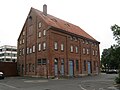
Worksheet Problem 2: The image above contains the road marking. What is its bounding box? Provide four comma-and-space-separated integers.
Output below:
79, 85, 87, 90
0, 83, 18, 89
24, 80, 48, 83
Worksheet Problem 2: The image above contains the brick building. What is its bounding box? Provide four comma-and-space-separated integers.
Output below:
17, 4, 100, 77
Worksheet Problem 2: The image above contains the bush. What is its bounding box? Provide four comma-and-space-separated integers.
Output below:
115, 64, 120, 84
115, 77, 120, 84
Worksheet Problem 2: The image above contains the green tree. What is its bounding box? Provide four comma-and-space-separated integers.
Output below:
111, 24, 120, 45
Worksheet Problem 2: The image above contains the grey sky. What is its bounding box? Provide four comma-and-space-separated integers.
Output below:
0, 0, 118, 55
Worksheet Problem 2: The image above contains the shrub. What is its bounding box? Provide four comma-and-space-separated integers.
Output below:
115, 77, 120, 84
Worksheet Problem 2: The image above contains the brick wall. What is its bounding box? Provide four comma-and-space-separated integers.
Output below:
0, 62, 18, 77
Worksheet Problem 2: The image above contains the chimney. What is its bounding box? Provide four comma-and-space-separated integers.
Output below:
43, 4, 47, 16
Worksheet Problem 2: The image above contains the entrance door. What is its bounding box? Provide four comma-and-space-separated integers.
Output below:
69, 60, 74, 76
88, 61, 91, 74
54, 58, 58, 76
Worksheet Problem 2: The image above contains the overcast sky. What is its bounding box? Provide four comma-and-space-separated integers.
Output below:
0, 0, 119, 56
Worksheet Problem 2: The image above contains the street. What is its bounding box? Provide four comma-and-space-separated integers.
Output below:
0, 73, 119, 90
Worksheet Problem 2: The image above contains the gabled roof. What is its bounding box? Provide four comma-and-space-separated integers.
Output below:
33, 8, 97, 41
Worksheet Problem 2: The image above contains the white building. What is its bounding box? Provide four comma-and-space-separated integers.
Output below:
0, 45, 17, 62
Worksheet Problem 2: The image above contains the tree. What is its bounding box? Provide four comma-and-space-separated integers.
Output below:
111, 24, 120, 45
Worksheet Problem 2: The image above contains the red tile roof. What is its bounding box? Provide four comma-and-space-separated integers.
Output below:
33, 8, 97, 41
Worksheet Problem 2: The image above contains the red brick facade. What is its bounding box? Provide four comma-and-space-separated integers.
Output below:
17, 5, 100, 77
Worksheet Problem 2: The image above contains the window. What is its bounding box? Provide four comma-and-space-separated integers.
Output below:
61, 59, 64, 65
23, 31, 25, 36
70, 45, 73, 52
84, 60, 86, 71
42, 59, 47, 65
20, 40, 22, 44
26, 64, 28, 72
32, 64, 35, 72
38, 31, 41, 38
87, 48, 89, 54
43, 42, 46, 50
23, 48, 24, 55
19, 49, 21, 56
96, 50, 98, 55
86, 40, 89, 44
38, 43, 41, 51
29, 25, 33, 35
29, 63, 31, 72
32, 45, 35, 52
43, 29, 46, 36
22, 39, 24, 44
83, 48, 85, 54
61, 43, 64, 51
27, 47, 29, 54
54, 42, 58, 50
76, 60, 79, 71
29, 48, 32, 53
93, 50, 95, 55
38, 22, 42, 28
75, 46, 78, 53
83, 40, 85, 43
38, 59, 42, 64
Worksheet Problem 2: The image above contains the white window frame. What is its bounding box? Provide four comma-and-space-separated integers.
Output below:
38, 43, 41, 51
43, 42, 46, 50
70, 45, 73, 52
93, 50, 95, 55
32, 45, 35, 52
38, 31, 41, 38
27, 47, 29, 54
29, 48, 32, 53
20, 40, 22, 44
23, 31, 25, 36
38, 22, 42, 28
23, 48, 24, 55
43, 29, 46, 36
75, 46, 78, 53
54, 42, 58, 50
87, 48, 89, 54
61, 43, 64, 51
96, 50, 98, 55
83, 48, 86, 54
22, 39, 24, 44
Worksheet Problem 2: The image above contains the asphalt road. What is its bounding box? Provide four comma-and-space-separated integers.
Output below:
0, 73, 119, 90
